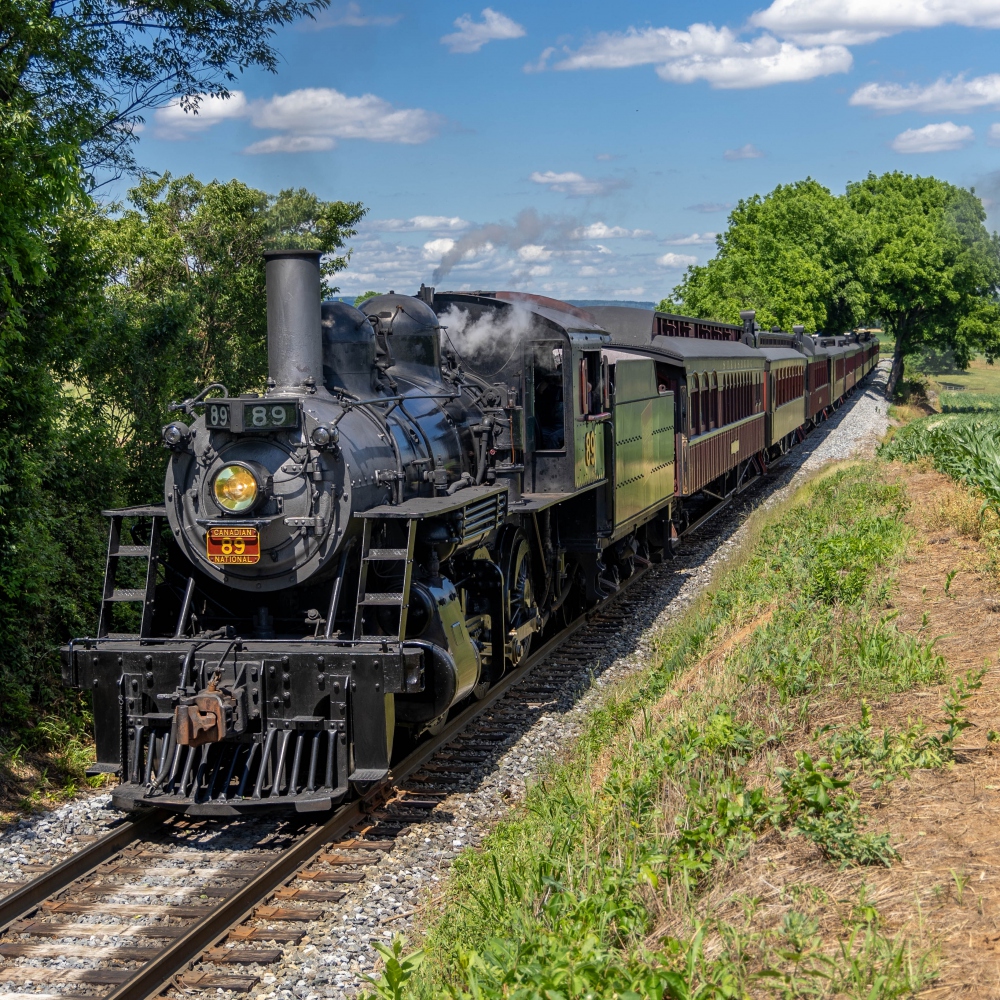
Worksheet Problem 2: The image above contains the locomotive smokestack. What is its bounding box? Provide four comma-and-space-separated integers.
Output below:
263, 249, 324, 393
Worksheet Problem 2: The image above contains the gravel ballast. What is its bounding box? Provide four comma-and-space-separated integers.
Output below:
1, 365, 891, 999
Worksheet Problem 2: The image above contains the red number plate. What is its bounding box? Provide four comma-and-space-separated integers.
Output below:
206, 526, 260, 565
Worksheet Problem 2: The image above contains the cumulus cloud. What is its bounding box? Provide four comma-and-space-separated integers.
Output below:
153, 92, 249, 138
529, 170, 629, 197
366, 216, 471, 232
248, 88, 439, 148
552, 22, 851, 89
657, 252, 699, 268
571, 222, 652, 239
304, 2, 402, 29
751, 0, 1000, 45
154, 87, 439, 151
422, 238, 458, 260
850, 74, 1000, 113
990, 124, 1000, 146
441, 7, 525, 53
664, 232, 717, 244
724, 143, 765, 160
891, 121, 974, 153
517, 244, 553, 261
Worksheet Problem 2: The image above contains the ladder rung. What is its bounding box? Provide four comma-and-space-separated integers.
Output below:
360, 592, 404, 606
365, 548, 409, 560
112, 545, 151, 557
108, 589, 148, 602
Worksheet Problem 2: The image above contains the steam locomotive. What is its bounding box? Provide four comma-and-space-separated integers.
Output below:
61, 250, 878, 815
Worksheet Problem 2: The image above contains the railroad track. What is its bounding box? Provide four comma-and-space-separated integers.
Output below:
0, 565, 657, 1000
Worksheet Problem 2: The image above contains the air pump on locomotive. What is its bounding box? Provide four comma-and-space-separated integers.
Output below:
61, 250, 878, 815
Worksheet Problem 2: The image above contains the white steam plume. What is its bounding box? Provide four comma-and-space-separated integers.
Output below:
438, 303, 535, 373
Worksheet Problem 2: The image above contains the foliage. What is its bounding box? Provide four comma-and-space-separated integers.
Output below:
669, 172, 1000, 398
364, 465, 942, 1000
354, 290, 382, 306
879, 413, 1000, 517
846, 172, 1000, 396
667, 179, 868, 334
86, 173, 364, 499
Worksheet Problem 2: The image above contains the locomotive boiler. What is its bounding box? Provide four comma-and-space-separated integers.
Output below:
62, 251, 878, 816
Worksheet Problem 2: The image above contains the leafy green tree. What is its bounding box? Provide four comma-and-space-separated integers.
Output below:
845, 172, 1000, 396
670, 179, 868, 334
86, 173, 365, 501
354, 290, 382, 306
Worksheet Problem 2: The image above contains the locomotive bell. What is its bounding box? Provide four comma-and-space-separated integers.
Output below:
264, 249, 327, 395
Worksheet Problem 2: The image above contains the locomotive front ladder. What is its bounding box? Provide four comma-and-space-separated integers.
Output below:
352, 518, 417, 642
97, 505, 167, 639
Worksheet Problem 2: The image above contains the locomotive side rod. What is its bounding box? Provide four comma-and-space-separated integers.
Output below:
97, 564, 654, 1000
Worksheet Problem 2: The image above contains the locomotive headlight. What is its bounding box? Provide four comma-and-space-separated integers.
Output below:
310, 424, 337, 448
213, 464, 259, 513
162, 421, 190, 448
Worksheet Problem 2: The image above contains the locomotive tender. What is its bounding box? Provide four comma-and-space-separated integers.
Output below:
62, 251, 879, 815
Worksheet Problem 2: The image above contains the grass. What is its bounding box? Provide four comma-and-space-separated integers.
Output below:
366, 464, 949, 1000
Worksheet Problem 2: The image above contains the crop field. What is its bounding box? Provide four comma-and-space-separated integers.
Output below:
366, 454, 1000, 999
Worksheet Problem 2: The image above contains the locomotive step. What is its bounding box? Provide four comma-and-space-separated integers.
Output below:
108, 588, 148, 602
359, 592, 405, 606
365, 548, 409, 560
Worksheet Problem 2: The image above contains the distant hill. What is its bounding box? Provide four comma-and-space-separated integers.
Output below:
567, 299, 655, 310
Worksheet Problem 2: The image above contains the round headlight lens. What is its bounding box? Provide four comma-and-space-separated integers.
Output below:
213, 465, 258, 513
311, 425, 332, 447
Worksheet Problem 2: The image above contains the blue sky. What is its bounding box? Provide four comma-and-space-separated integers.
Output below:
138, 0, 1000, 302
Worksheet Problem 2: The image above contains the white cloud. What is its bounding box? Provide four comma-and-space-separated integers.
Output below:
529, 170, 628, 197
657, 252, 698, 268
422, 238, 457, 259
154, 87, 439, 151
891, 121, 974, 153
571, 222, 652, 239
305, 2, 402, 29
517, 244, 553, 261
724, 143, 765, 160
850, 74, 1000, 113
524, 46, 555, 73
687, 202, 733, 214
752, 0, 1000, 45
553, 23, 851, 89
367, 216, 471, 232
613, 287, 646, 297
664, 232, 717, 245
153, 92, 249, 138
247, 88, 439, 149
243, 134, 336, 154
529, 265, 553, 277
441, 7, 525, 53
990, 124, 1000, 146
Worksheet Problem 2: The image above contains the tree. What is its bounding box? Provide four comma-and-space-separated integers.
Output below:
845, 172, 1000, 396
354, 290, 382, 306
670, 179, 868, 334
86, 174, 365, 500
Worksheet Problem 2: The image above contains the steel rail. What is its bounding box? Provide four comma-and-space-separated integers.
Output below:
0, 808, 166, 933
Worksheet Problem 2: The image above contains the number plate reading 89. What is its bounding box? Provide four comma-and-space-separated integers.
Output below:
206, 403, 230, 428
242, 402, 299, 429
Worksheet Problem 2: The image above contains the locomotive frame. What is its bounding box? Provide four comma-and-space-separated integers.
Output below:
62, 252, 879, 815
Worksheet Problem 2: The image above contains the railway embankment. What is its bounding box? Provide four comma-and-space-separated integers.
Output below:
369, 374, 1000, 999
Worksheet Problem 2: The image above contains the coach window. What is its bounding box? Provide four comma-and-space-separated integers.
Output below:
531, 343, 565, 451
689, 375, 700, 435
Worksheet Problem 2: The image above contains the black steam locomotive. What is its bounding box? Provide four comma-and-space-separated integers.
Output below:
61, 250, 878, 815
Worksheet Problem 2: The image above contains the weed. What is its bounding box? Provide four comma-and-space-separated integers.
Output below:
362, 939, 425, 1000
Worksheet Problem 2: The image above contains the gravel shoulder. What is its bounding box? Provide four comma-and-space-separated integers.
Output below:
0, 365, 890, 999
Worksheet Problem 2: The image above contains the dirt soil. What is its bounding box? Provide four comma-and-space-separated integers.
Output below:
698, 468, 1000, 997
